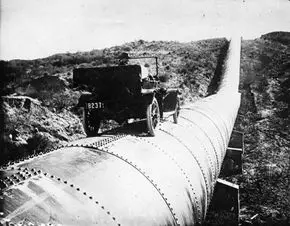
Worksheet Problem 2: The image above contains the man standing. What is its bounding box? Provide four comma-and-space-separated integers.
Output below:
118, 52, 129, 65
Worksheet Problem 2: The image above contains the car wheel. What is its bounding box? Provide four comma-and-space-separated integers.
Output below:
83, 108, 101, 137
173, 98, 180, 124
146, 97, 160, 136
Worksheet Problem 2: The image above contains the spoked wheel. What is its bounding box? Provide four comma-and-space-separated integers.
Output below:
173, 98, 180, 124
146, 97, 160, 136
83, 108, 101, 137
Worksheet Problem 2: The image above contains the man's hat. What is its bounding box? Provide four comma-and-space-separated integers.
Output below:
119, 52, 130, 59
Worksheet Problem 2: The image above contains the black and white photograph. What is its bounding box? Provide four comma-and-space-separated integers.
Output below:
0, 0, 289, 225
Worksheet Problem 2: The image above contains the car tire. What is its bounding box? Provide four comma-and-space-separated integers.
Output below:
173, 98, 180, 124
83, 108, 101, 137
146, 97, 160, 136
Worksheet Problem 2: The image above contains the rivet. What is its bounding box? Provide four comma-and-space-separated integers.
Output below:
64, 181, 67, 184
101, 206, 104, 209
33, 172, 37, 175
38, 170, 41, 173
112, 217, 115, 220
70, 184, 74, 187
50, 175, 54, 178
95, 201, 98, 204
57, 178, 61, 181
44, 172, 47, 176
107, 211, 110, 215
76, 188, 80, 191
83, 192, 86, 195
89, 196, 93, 199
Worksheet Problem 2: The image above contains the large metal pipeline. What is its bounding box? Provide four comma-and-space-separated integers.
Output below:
0, 37, 241, 226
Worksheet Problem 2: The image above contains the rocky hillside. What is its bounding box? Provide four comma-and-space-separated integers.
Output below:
0, 38, 227, 165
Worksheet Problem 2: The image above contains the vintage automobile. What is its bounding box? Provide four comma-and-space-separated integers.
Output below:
73, 55, 180, 136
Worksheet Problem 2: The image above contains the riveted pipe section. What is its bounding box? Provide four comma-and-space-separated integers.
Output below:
0, 37, 241, 226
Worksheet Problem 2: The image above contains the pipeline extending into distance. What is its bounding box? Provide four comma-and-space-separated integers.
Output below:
0, 36, 241, 226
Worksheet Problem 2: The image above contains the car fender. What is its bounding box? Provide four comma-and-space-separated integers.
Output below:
77, 92, 94, 107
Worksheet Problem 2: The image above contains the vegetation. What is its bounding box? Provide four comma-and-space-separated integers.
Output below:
231, 32, 289, 225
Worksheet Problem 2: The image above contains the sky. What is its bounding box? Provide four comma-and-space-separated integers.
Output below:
1, 0, 289, 60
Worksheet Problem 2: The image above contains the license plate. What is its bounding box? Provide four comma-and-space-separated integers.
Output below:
86, 102, 104, 109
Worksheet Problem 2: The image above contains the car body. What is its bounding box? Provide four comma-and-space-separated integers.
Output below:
73, 56, 180, 136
